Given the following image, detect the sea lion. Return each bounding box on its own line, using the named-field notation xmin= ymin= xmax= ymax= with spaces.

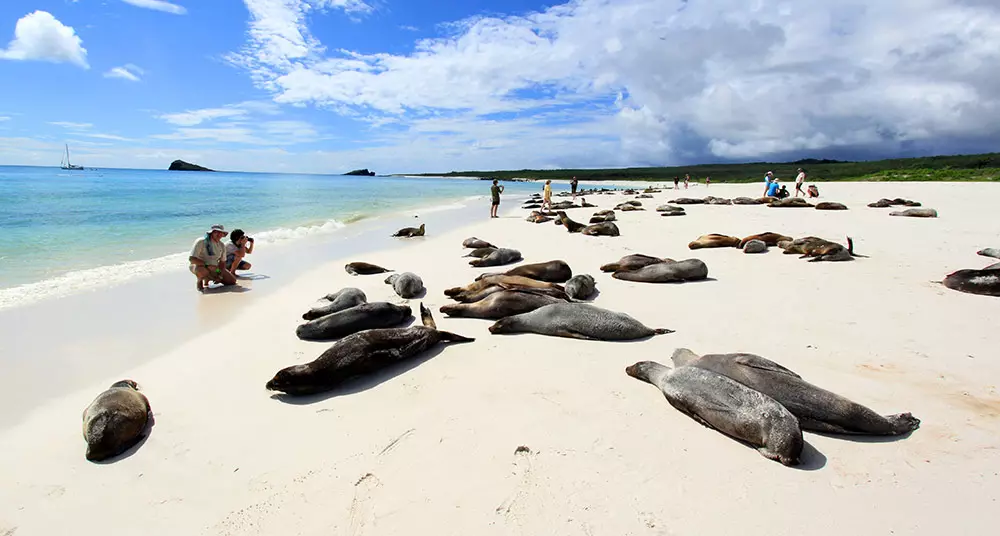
xmin=268 ymin=304 xmax=474 ymax=396
xmin=738 ymin=232 xmax=793 ymax=248
xmin=625 ymin=361 xmax=802 ymax=466
xmin=345 ymin=262 xmax=392 ymax=275
xmin=440 ymin=289 xmax=567 ymax=319
xmin=656 ymin=204 xmax=686 ymax=216
xmin=526 ymin=211 xmax=554 ymax=224
xmin=475 ymin=260 xmax=572 ymax=283
xmin=469 ymin=248 xmax=523 ymax=267
xmin=611 ymin=258 xmax=708 ymax=283
xmin=743 ymin=239 xmax=768 ymax=254
xmin=582 ymin=222 xmax=621 ymax=236
xmin=488 ymin=303 xmax=673 ymax=341
xmin=82 ymin=380 xmax=152 ymax=462
xmin=668 ymin=198 xmax=705 ymax=205
xmin=295 ymin=302 xmax=413 ymax=341
xmin=385 ymin=272 xmax=425 ymax=299
xmin=555 ymin=211 xmax=587 ymax=233
xmin=617 ymin=204 xmax=645 ymax=212
xmin=522 ymin=203 xmax=542 ymax=209
xmin=779 ymin=236 xmax=864 ymax=262
xmin=688 ymin=234 xmax=741 ymax=249
xmin=978 ymin=248 xmax=1000 ymax=259
xmin=942 ymin=268 xmax=1000 ymax=296
xmin=303 ymin=287 xmax=368 ymax=320
xmin=703 ymin=196 xmax=732 ymax=205
xmin=868 ymin=198 xmax=921 ymax=208
xmin=392 ymin=223 xmax=426 ymax=237
xmin=815 ymin=202 xmax=848 ymax=210
xmin=986 ymin=262 xmax=1000 ymax=271
xmin=463 ymin=246 xmax=498 ymax=258
xmin=890 ymin=208 xmax=938 ymax=218
xmin=589 ymin=212 xmax=616 ymax=223
xmin=732 ymin=197 xmax=767 ymax=205
xmin=592 ymin=209 xmax=615 ymax=216
xmin=445 ymin=274 xmax=565 ymax=298
xmin=636 ymin=194 xmax=654 ymax=199
xmin=463 ymin=237 xmax=495 ymax=249
xmin=600 ymin=254 xmax=668 ymax=273
xmin=671 ymin=349 xmax=922 ymax=436
xmin=768 ymin=198 xmax=813 ymax=208
xmin=565 ymin=274 xmax=597 ymax=300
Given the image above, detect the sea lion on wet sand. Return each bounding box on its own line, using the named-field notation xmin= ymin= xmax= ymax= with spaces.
xmin=779 ymin=236 xmax=864 ymax=262
xmin=345 ymin=262 xmax=392 ymax=275
xmin=942 ymin=268 xmax=1000 ymax=296
xmin=612 ymin=258 xmax=708 ymax=283
xmin=688 ymin=234 xmax=741 ymax=249
xmin=625 ymin=361 xmax=802 ymax=466
xmin=392 ymin=223 xmax=426 ymax=237
xmin=815 ymin=202 xmax=848 ymax=210
xmin=600 ymin=254 xmax=670 ymax=273
xmin=582 ymin=222 xmax=620 ymax=236
xmin=743 ymin=240 xmax=768 ymax=254
xmin=555 ymin=211 xmax=587 ymax=233
xmin=303 ymin=287 xmax=368 ymax=320
xmin=890 ymin=208 xmax=938 ymax=218
xmin=463 ymin=237 xmax=495 ymax=249
xmin=738 ymin=232 xmax=793 ymax=248
xmin=670 ymin=349 xmax=921 ymax=436
xmin=296 ymin=302 xmax=413 ymax=341
xmin=268 ymin=304 xmax=474 ymax=396
xmin=440 ymin=289 xmax=567 ymax=319
xmin=385 ymin=272 xmax=425 ymax=299
xmin=475 ymin=260 xmax=572 ymax=283
xmin=769 ymin=198 xmax=813 ymax=208
xmin=488 ymin=303 xmax=673 ymax=341
xmin=463 ymin=246 xmax=498 ymax=258
xmin=565 ymin=274 xmax=597 ymax=300
xmin=82 ymin=380 xmax=152 ymax=462
xmin=469 ymin=248 xmax=523 ymax=267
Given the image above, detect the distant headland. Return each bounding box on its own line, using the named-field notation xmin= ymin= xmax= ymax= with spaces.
xmin=168 ymin=160 xmax=214 ymax=172
xmin=344 ymin=168 xmax=376 ymax=176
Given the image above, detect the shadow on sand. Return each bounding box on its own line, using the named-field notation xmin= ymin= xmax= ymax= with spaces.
xmin=807 ymin=428 xmax=919 ymax=444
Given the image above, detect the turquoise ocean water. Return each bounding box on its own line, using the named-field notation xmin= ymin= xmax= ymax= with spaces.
xmin=0 ymin=166 xmax=540 ymax=309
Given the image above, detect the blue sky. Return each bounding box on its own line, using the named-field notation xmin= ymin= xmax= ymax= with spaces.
xmin=0 ymin=0 xmax=998 ymax=174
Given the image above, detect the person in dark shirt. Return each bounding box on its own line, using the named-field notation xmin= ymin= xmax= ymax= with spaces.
xmin=490 ymin=179 xmax=504 ymax=218
xmin=570 ymin=176 xmax=579 ymax=200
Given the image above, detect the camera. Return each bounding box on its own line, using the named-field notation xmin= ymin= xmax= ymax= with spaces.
xmin=247 ymin=237 xmax=254 ymax=242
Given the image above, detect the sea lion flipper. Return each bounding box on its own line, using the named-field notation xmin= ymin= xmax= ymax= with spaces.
xmin=419 ymin=303 xmax=437 ymax=329
xmin=732 ymin=354 xmax=803 ymax=379
xmin=554 ymin=328 xmax=594 ymax=340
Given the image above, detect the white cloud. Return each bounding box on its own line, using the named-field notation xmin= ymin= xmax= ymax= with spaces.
xmin=157 ymin=100 xmax=281 ymax=126
xmin=151 ymin=120 xmax=320 ymax=145
xmin=0 ymin=11 xmax=88 ymax=68
xmin=49 ymin=121 xmax=93 ymax=130
xmin=104 ymin=64 xmax=144 ymax=82
xmin=121 ymin=0 xmax=188 ymax=15
xmin=0 ymin=116 xmax=10 ymax=122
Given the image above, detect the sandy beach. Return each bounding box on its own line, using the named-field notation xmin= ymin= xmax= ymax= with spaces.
xmin=1 ymin=180 xmax=998 ymax=535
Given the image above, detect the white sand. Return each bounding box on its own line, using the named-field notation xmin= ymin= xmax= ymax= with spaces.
xmin=2 ymin=181 xmax=999 ymax=535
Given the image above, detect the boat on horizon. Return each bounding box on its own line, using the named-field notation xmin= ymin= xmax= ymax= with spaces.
xmin=60 ymin=143 xmax=84 ymax=170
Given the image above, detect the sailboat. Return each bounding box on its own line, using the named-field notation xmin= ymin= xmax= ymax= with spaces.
xmin=60 ymin=143 xmax=84 ymax=170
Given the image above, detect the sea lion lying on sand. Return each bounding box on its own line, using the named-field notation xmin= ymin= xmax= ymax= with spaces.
xmin=463 ymin=237 xmax=495 ymax=249
xmin=589 ymin=212 xmax=617 ymax=223
xmin=890 ymin=208 xmax=938 ymax=218
xmin=582 ymin=222 xmax=620 ymax=236
xmin=303 ymin=288 xmax=367 ymax=320
xmin=296 ymin=302 xmax=412 ymax=341
xmin=392 ymin=223 xmax=426 ymax=237
xmin=268 ymin=304 xmax=473 ymax=396
xmin=778 ymin=236 xmax=864 ymax=262
xmin=445 ymin=275 xmax=568 ymax=302
xmin=469 ymin=248 xmax=523 ymax=267
xmin=868 ymin=198 xmax=921 ymax=208
xmin=732 ymin=197 xmax=768 ymax=205
xmin=463 ymin=246 xmax=497 ymax=258
xmin=565 ymin=274 xmax=597 ymax=300
xmin=82 ymin=380 xmax=152 ymax=462
xmin=385 ymin=272 xmax=425 ymax=299
xmin=815 ymin=202 xmax=848 ymax=210
xmin=526 ymin=211 xmax=554 ymax=224
xmin=345 ymin=262 xmax=392 ymax=275
xmin=769 ymin=198 xmax=813 ymax=208
xmin=671 ymin=349 xmax=921 ymax=436
xmin=669 ymin=198 xmax=705 ymax=205
xmin=688 ymin=234 xmax=741 ymax=249
xmin=555 ymin=211 xmax=587 ymax=233
xmin=978 ymin=248 xmax=1000 ymax=259
xmin=475 ymin=260 xmax=572 ymax=283
xmin=488 ymin=303 xmax=673 ymax=341
xmin=942 ymin=269 xmax=1000 ymax=296
xmin=612 ymin=259 xmax=708 ymax=283
xmin=739 ymin=232 xmax=793 ymax=248
xmin=656 ymin=205 xmax=686 ymax=216
xmin=440 ymin=289 xmax=567 ymax=319
xmin=625 ymin=361 xmax=802 ymax=466
xmin=600 ymin=254 xmax=670 ymax=273
xmin=703 ymin=196 xmax=732 ymax=205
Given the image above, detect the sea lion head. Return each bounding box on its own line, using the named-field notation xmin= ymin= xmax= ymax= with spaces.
xmin=487 ymin=316 xmax=521 ymax=334
xmin=110 ymin=379 xmax=139 ymax=390
xmin=624 ymin=361 xmax=657 ymax=380
xmin=265 ymin=365 xmax=315 ymax=394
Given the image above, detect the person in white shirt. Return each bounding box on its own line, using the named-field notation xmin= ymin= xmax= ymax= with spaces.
xmin=794 ymin=168 xmax=807 ymax=197
xmin=189 ymin=224 xmax=237 ymax=292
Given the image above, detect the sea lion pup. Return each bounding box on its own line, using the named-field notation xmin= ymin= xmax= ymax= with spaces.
xmin=612 ymin=258 xmax=708 ymax=283
xmin=978 ymin=248 xmax=1000 ymax=259
xmin=625 ymin=361 xmax=802 ymax=466
xmin=463 ymin=246 xmax=498 ymax=258
xmin=738 ymin=232 xmax=793 ymax=248
xmin=303 ymin=287 xmax=368 ymax=320
xmin=582 ymin=222 xmax=621 ymax=237
xmin=600 ymin=254 xmax=669 ymax=273
xmin=392 ymin=223 xmax=426 ymax=237
xmin=82 ymin=380 xmax=152 ymax=462
xmin=526 ymin=211 xmax=553 ymax=224
xmin=656 ymin=204 xmax=686 ymax=216
xmin=268 ymin=304 xmax=474 ymax=396
xmin=565 ymin=274 xmax=597 ymax=300
xmin=890 ymin=208 xmax=938 ymax=218
xmin=440 ymin=289 xmax=567 ymax=319
xmin=942 ymin=268 xmax=1000 ymax=296
xmin=780 ymin=236 xmax=864 ymax=262
xmin=462 ymin=237 xmax=495 ymax=249
xmin=670 ymin=349 xmax=922 ymax=436
xmin=769 ymin=197 xmax=813 ymax=208
xmin=295 ymin=302 xmax=412 ymax=341
xmin=345 ymin=262 xmax=392 ymax=275
xmin=488 ymin=303 xmax=673 ymax=341
xmin=445 ymin=274 xmax=565 ymax=298
xmin=469 ymin=248 xmax=523 ymax=267
xmin=475 ymin=260 xmax=572 ymax=283
xmin=815 ymin=202 xmax=848 ymax=210
xmin=743 ymin=239 xmax=768 ymax=254
xmin=385 ymin=272 xmax=425 ymax=299
xmin=687 ymin=234 xmax=741 ymax=249
xmin=555 ymin=211 xmax=587 ymax=233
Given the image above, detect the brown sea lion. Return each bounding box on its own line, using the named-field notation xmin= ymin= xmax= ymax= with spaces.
xmin=582 ymin=222 xmax=620 ymax=236
xmin=779 ymin=236 xmax=864 ymax=262
xmin=703 ymin=196 xmax=732 ymax=205
xmin=463 ymin=237 xmax=495 ymax=249
xmin=526 ymin=211 xmax=554 ymax=224
xmin=82 ymin=380 xmax=152 ymax=462
xmin=469 ymin=248 xmax=523 ymax=267
xmin=600 ymin=254 xmax=669 ymax=273
xmin=463 ymin=246 xmax=498 ymax=258
xmin=688 ymin=234 xmax=741 ymax=249
xmin=345 ymin=262 xmax=392 ymax=275
xmin=738 ymin=232 xmax=793 ymax=248
xmin=392 ymin=223 xmax=425 ymax=237
xmin=669 ymin=198 xmax=705 ymax=205
xmin=815 ymin=202 xmax=848 ymax=210
xmin=445 ymin=274 xmax=567 ymax=299
xmin=474 ymin=260 xmax=572 ymax=283
xmin=942 ymin=269 xmax=1000 ymax=296
xmin=732 ymin=197 xmax=767 ymax=205
xmin=768 ymin=198 xmax=813 ymax=208
xmin=656 ymin=204 xmax=686 ymax=216
xmin=611 ymin=259 xmax=708 ymax=283
xmin=868 ymin=198 xmax=921 ymax=208
xmin=555 ymin=211 xmax=587 ymax=233
xmin=440 ymin=289 xmax=568 ymax=319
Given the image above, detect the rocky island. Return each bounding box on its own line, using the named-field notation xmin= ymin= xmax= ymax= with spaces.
xmin=344 ymin=168 xmax=376 ymax=176
xmin=169 ymin=160 xmax=214 ymax=172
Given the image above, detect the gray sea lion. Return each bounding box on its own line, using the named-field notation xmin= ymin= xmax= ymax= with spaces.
xmin=385 ymin=272 xmax=425 ymax=299
xmin=600 ymin=254 xmax=669 ymax=273
xmin=669 ymin=198 xmax=705 ymax=205
xmin=616 ymin=204 xmax=645 ymax=212
xmin=671 ymin=349 xmax=921 ymax=436
xmin=656 ymin=204 xmax=686 ymax=216
xmin=440 ymin=289 xmax=567 ymax=319
xmin=345 ymin=262 xmax=392 ymax=275
xmin=463 ymin=237 xmax=495 ymax=249
xmin=612 ymin=258 xmax=708 ymax=283
xmin=555 ymin=211 xmax=587 ymax=233
xmin=868 ymin=198 xmax=921 ymax=208
xmin=780 ymin=236 xmax=864 ymax=262
xmin=738 ymin=232 xmax=793 ymax=248
xmin=582 ymin=222 xmax=620 ymax=236
xmin=463 ymin=246 xmax=498 ymax=258
xmin=564 ymin=274 xmax=597 ymax=300
xmin=296 ymin=302 xmax=412 ymax=341
xmin=488 ymin=303 xmax=673 ymax=341
xmin=890 ymin=208 xmax=938 ymax=218
xmin=392 ymin=223 xmax=426 ymax=237
xmin=688 ymin=234 xmax=741 ymax=249
xmin=589 ymin=212 xmax=616 ymax=223
xmin=815 ymin=202 xmax=848 ymax=210
xmin=732 ymin=197 xmax=767 ymax=205
xmin=303 ymin=287 xmax=368 ymax=320
xmin=703 ymin=196 xmax=732 ymax=205
xmin=636 ymin=194 xmax=654 ymax=199
xmin=978 ymin=248 xmax=1000 ymax=259
xmin=769 ymin=198 xmax=813 ymax=208
xmin=469 ymin=248 xmax=523 ymax=267
xmin=475 ymin=260 xmax=572 ymax=283
xmin=268 ymin=304 xmax=474 ymax=396
xmin=625 ymin=361 xmax=802 ymax=466
xmin=942 ymin=268 xmax=1000 ymax=296
xmin=592 ymin=209 xmax=615 ymax=216
xmin=743 ymin=239 xmax=768 ymax=254
xmin=82 ymin=380 xmax=152 ymax=462
xmin=986 ymin=262 xmax=1000 ymax=271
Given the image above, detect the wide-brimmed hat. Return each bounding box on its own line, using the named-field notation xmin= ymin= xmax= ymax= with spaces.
xmin=209 ymin=224 xmax=227 ymax=234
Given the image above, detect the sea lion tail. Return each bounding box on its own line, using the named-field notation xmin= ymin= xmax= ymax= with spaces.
xmin=847 ymin=236 xmax=869 ymax=258
xmin=652 ymin=328 xmax=675 ymax=335
xmin=419 ymin=303 xmax=437 ymax=329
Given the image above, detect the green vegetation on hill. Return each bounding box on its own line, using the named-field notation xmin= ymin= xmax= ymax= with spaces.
xmin=407 ymin=152 xmax=1000 ymax=183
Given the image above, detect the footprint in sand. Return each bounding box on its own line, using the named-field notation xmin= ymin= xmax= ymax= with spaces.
xmin=348 ymin=472 xmax=381 ymax=536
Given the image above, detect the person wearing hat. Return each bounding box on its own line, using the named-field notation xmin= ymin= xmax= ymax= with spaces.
xmin=794 ymin=167 xmax=807 ymax=197
xmin=762 ymin=171 xmax=774 ymax=197
xmin=189 ymin=224 xmax=237 ymax=292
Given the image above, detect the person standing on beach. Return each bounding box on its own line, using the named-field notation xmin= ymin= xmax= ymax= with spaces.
xmin=794 ymin=168 xmax=807 ymax=197
xmin=684 ymin=173 xmax=690 ymax=189
xmin=673 ymin=176 xmax=679 ymax=189
xmin=542 ymin=179 xmax=553 ymax=210
xmin=762 ymin=171 xmax=774 ymax=196
xmin=705 ymin=175 xmax=711 ymax=187
xmin=490 ymin=179 xmax=505 ymax=218
xmin=189 ymin=224 xmax=237 ymax=292
xmin=570 ymin=176 xmax=579 ymax=201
